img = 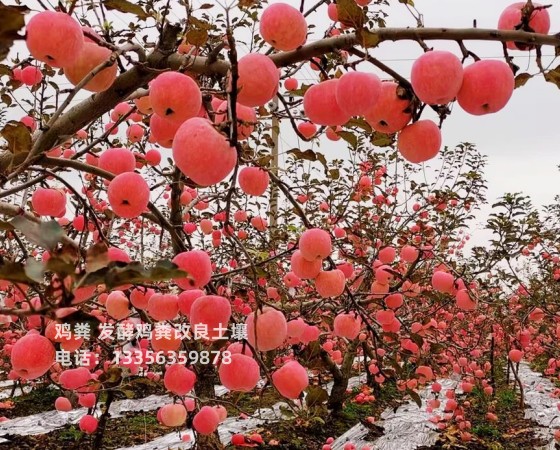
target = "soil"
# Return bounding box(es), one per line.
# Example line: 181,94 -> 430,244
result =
1,410 -> 176,449
2,376 -> 166,420
224,380 -> 403,449
420,360 -> 553,450
1,362 -> 555,450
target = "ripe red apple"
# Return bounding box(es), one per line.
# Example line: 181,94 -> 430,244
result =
397,120 -> 442,164
21,66 -> 43,86
105,291 -> 130,320
333,313 -> 362,339
11,333 -> 55,379
272,361 -> 308,399
172,250 -> 212,290
411,50 -> 464,105
31,188 -> 66,217
364,82 -> 412,133
219,353 -> 260,392
107,172 -> 150,219
298,122 -> 317,139
26,11 -> 84,67
193,406 -> 219,435
236,53 -> 279,107
315,269 -> 346,297
147,293 -> 179,321
246,307 -> 287,351
64,42 -> 117,92
291,250 -> 322,279
260,3 -> 307,51
149,113 -> 182,148
432,270 -> 455,293
498,2 -> 551,50
189,295 -> 232,341
172,118 -> 236,187
335,71 -> 382,116
457,60 -> 514,115
299,228 -> 332,261
149,72 -> 202,123
177,289 -> 205,316
164,364 -> 196,395
214,100 -> 257,140
55,397 -> 72,412
303,79 -> 351,126
160,404 -> 187,427
79,415 -> 98,434
98,147 -> 136,174
238,167 -> 269,196
508,349 -> 524,363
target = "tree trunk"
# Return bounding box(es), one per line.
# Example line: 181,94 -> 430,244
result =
323,339 -> 359,413
93,390 -> 114,449
194,363 -> 223,450
328,375 -> 349,412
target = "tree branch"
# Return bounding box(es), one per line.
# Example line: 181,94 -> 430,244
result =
26,27 -> 560,161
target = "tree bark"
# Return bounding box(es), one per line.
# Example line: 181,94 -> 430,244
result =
322,339 -> 359,413
194,363 -> 223,450
93,390 -> 114,449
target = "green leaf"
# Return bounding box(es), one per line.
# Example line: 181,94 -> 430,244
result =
0,64 -> 11,76
346,117 -> 372,133
371,131 -> 395,147
287,149 -> 328,171
46,257 -> 77,277
288,83 -> 312,97
410,333 -> 424,348
1,94 -> 12,106
300,340 -> 322,364
120,389 -> 136,399
338,131 -> 358,149
279,404 -> 296,418
24,257 -> 45,283
99,366 -> 123,387
185,28 -> 208,47
1,120 -> 31,154
0,259 -> 34,285
514,72 -> 533,89
0,2 -> 28,61
357,29 -> 381,49
407,389 -> 422,408
305,386 -> 329,407
103,0 -> 149,20
0,220 -> 14,231
82,259 -> 187,289
238,0 -> 258,8
86,242 -> 110,273
10,216 -> 65,249
0,149 -> 28,173
430,343 -> 445,354
336,0 -> 365,29
149,259 -> 188,281
544,65 -> 560,89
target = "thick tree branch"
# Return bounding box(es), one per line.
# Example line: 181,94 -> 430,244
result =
26,27 -> 560,161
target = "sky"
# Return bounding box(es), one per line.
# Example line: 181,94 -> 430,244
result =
272,0 -> 560,249
5,0 -> 560,251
